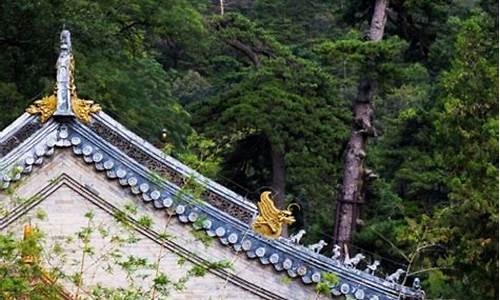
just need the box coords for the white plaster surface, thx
[1,150,329,300]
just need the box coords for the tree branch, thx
[408,266,454,277]
[226,39,261,67]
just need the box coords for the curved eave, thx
[0,115,424,300]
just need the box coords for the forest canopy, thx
[0,0,497,299]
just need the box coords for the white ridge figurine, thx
[412,277,421,290]
[386,269,405,283]
[308,240,327,254]
[364,260,380,275]
[289,229,306,244]
[344,253,365,268]
[331,244,342,260]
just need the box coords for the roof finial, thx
[60,29,71,52]
[26,29,101,123]
[53,29,74,117]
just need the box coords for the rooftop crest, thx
[26,30,101,123]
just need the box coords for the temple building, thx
[0,31,425,300]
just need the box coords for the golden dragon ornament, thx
[252,191,296,239]
[25,95,57,123]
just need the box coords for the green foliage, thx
[171,132,223,179]
[0,0,199,146]
[0,0,497,298]
[188,259,233,277]
[0,230,60,299]
[114,210,129,225]
[35,208,47,221]
[280,275,293,285]
[192,14,351,237]
[0,213,230,299]
[137,215,154,229]
[190,227,214,247]
[356,9,498,300]
[315,272,340,295]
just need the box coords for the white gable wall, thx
[1,149,329,300]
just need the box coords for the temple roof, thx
[0,30,424,300]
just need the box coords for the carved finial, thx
[60,29,72,52]
[289,229,306,244]
[364,260,380,275]
[26,30,101,123]
[386,268,406,283]
[344,253,366,268]
[331,244,342,260]
[412,277,421,290]
[53,29,74,117]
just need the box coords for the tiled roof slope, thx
[0,30,424,300]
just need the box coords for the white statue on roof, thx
[308,240,327,253]
[289,229,306,244]
[55,29,73,116]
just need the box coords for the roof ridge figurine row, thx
[287,229,420,290]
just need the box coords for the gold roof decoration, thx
[22,224,36,264]
[26,30,101,123]
[71,97,101,123]
[252,191,296,239]
[26,95,57,123]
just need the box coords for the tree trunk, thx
[271,144,287,236]
[333,0,388,252]
[216,30,287,236]
[368,0,388,42]
[219,0,224,15]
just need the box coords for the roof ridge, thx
[26,30,101,124]
[94,111,257,211]
[0,31,424,300]
[0,120,424,300]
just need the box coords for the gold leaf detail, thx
[25,95,57,123]
[68,54,101,123]
[22,224,35,263]
[71,98,101,123]
[252,191,295,239]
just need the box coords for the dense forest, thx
[0,0,497,299]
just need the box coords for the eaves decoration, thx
[0,114,425,300]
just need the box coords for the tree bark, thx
[368,0,388,42]
[333,0,388,252]
[219,0,224,16]
[271,144,287,236]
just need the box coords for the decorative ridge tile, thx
[0,120,424,300]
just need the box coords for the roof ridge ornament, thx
[54,29,73,117]
[26,29,101,123]
[252,191,295,239]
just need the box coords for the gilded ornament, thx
[26,30,101,123]
[71,97,101,123]
[68,53,101,123]
[252,191,295,239]
[22,224,35,263]
[26,95,57,123]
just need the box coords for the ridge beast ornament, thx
[252,191,296,239]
